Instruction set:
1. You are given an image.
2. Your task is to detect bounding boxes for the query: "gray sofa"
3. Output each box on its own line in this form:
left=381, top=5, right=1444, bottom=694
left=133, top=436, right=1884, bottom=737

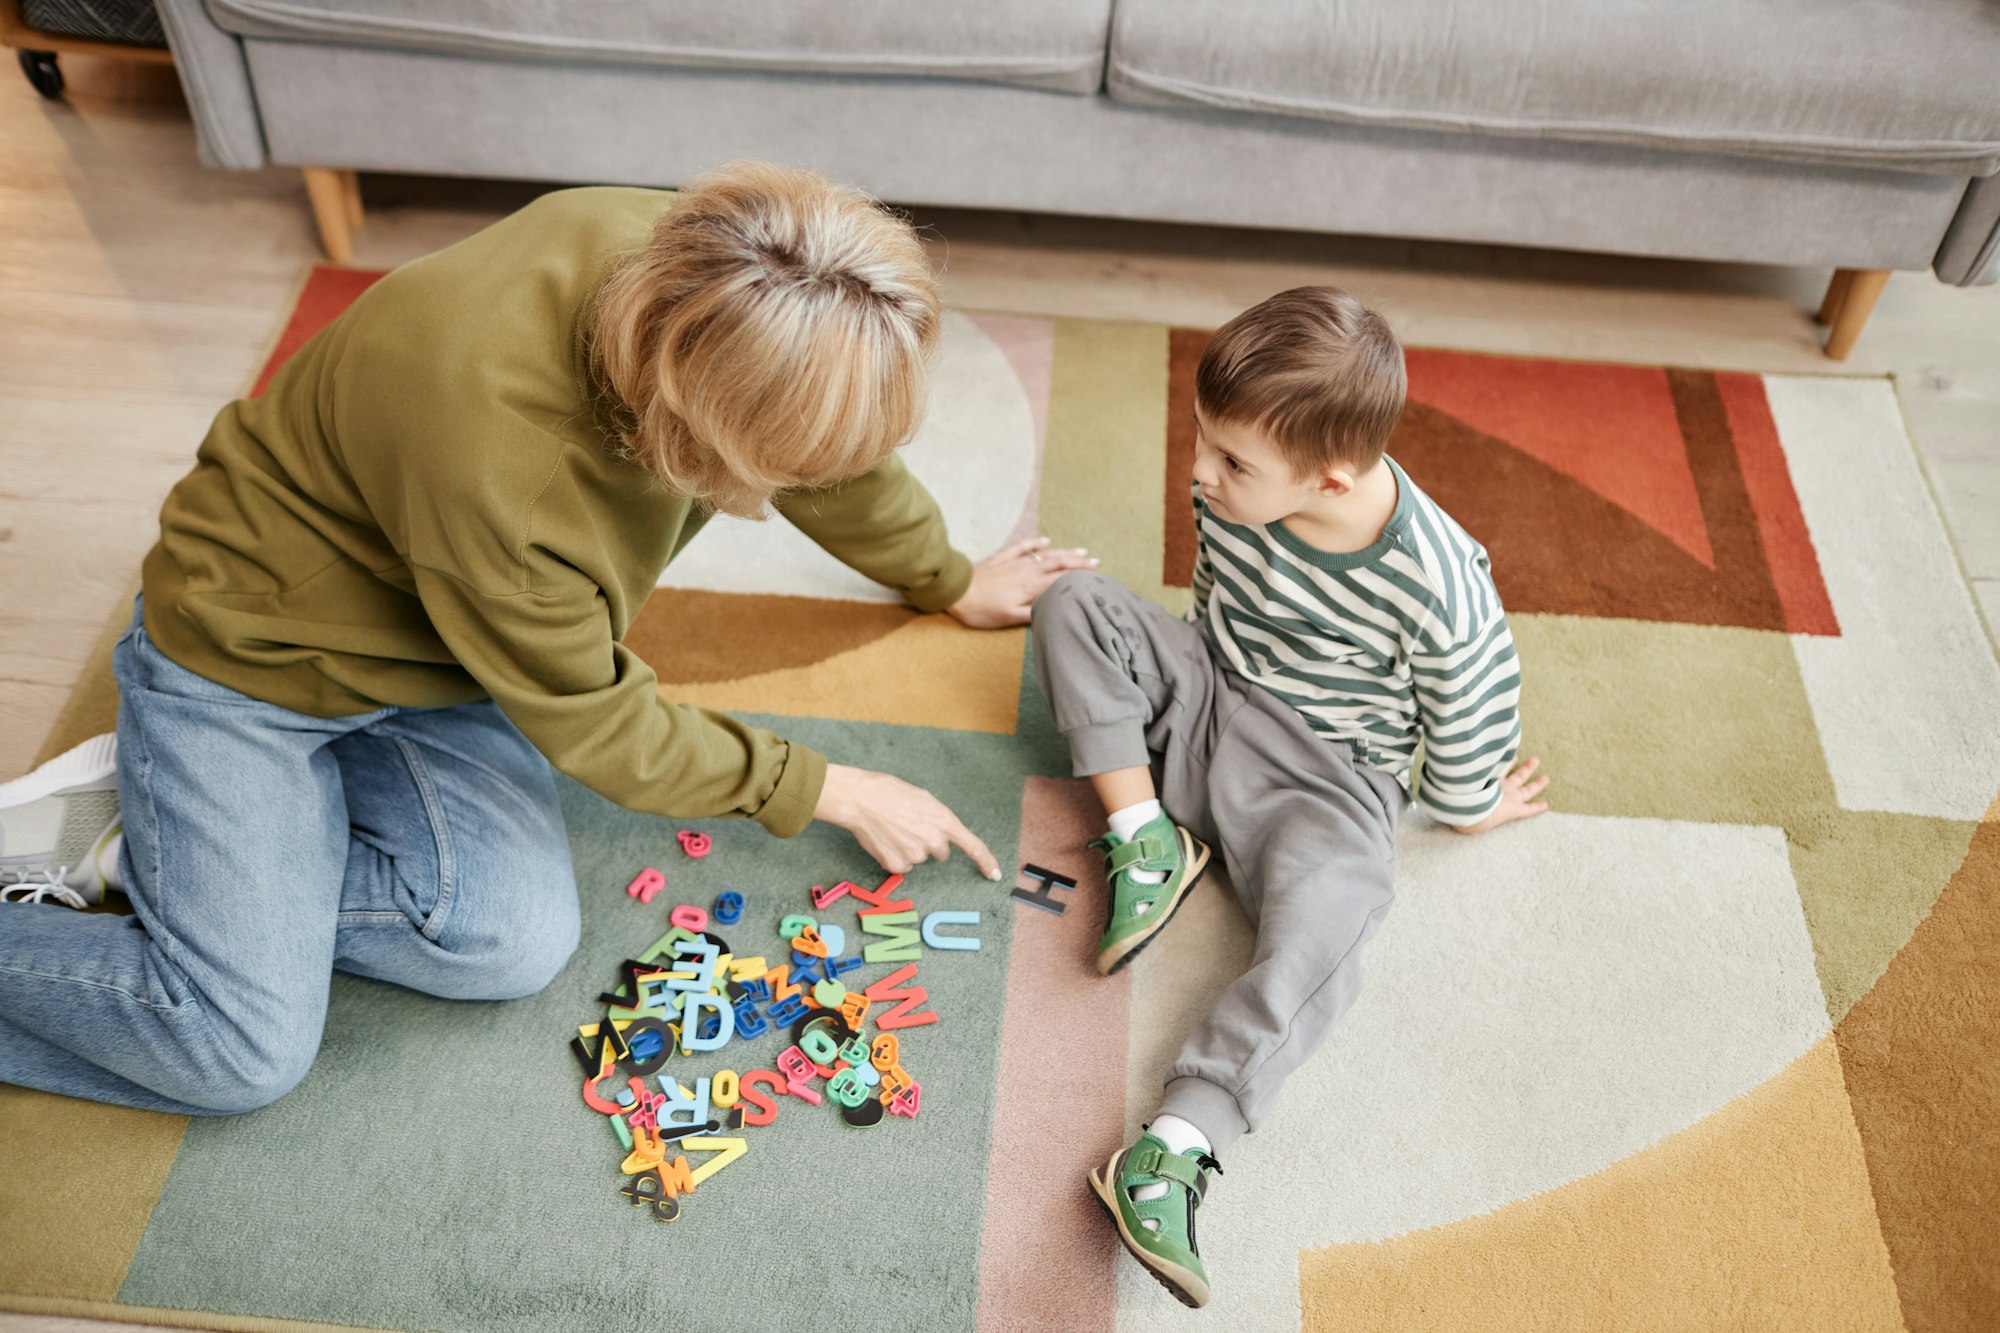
left=156, top=0, right=2000, bottom=358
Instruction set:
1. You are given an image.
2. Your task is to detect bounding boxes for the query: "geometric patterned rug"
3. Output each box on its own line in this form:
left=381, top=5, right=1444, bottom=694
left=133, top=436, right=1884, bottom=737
left=1, top=267, right=1993, bottom=1332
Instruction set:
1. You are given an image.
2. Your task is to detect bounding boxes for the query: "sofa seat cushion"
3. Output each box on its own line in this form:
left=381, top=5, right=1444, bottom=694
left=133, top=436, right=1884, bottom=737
left=1108, top=0, right=2000, bottom=175
left=205, top=0, right=1112, bottom=94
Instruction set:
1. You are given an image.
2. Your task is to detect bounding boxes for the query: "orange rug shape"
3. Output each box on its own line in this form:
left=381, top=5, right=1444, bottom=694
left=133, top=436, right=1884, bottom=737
left=1833, top=794, right=2000, bottom=1333
left=662, top=617, right=1028, bottom=734
left=1298, top=1036, right=1902, bottom=1332
left=626, top=590, right=916, bottom=685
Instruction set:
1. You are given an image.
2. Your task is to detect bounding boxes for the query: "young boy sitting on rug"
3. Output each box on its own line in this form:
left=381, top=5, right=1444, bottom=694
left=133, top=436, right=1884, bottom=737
left=1030, top=286, right=1550, bottom=1308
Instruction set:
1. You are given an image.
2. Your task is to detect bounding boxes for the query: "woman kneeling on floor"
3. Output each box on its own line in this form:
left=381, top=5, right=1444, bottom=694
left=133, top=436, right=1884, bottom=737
left=0, top=162, right=1089, bottom=1115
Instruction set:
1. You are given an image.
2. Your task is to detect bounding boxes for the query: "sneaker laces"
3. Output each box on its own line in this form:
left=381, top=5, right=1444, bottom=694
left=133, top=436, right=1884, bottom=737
left=0, top=868, right=89, bottom=909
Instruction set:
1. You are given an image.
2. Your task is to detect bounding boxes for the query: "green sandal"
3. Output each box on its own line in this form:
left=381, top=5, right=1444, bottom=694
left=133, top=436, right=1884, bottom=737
left=1088, top=1129, right=1223, bottom=1308
left=1088, top=813, right=1210, bottom=975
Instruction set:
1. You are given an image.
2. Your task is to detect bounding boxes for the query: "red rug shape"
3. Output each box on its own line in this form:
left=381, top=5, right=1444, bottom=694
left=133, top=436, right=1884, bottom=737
left=1165, top=335, right=1837, bottom=636
left=250, top=266, right=387, bottom=397
left=1405, top=349, right=1714, bottom=566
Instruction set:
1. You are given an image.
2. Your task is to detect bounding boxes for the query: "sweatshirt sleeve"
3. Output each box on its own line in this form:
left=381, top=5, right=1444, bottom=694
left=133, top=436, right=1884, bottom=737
left=772, top=455, right=974, bottom=613
left=408, top=558, right=826, bottom=837
left=1411, top=605, right=1523, bottom=828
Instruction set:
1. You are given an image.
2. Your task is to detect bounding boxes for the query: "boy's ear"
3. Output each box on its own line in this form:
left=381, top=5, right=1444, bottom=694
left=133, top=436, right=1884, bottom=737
left=1317, top=466, right=1358, bottom=498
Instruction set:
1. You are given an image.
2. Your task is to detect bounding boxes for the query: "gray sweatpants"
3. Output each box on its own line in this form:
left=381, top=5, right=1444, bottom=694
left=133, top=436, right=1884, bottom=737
left=1030, top=571, right=1408, bottom=1155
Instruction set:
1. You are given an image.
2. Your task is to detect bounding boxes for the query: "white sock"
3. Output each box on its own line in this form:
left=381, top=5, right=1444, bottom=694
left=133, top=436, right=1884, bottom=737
left=1132, top=1113, right=1212, bottom=1206
left=1148, top=1113, right=1211, bottom=1157
left=1105, top=799, right=1167, bottom=886
left=1107, top=799, right=1161, bottom=842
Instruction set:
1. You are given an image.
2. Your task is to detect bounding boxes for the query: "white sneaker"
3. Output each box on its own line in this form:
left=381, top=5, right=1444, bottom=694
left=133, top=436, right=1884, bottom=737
left=0, top=733, right=123, bottom=908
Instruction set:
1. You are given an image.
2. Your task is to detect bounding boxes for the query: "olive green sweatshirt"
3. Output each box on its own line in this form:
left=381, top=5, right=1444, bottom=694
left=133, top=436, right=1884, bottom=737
left=142, top=187, right=973, bottom=838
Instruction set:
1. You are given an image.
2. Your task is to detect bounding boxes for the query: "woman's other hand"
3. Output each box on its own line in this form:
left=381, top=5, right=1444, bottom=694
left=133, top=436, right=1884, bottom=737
left=946, top=537, right=1097, bottom=629
left=815, top=763, right=1002, bottom=880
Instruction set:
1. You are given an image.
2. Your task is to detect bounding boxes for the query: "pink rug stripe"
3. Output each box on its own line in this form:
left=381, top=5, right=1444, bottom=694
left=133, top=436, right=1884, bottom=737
left=976, top=777, right=1131, bottom=1332
left=967, top=312, right=1056, bottom=549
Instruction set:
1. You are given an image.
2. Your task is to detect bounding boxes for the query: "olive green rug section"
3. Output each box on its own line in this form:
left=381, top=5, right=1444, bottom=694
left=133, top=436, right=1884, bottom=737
left=109, top=700, right=1072, bottom=1332
left=0, top=1092, right=183, bottom=1304
left=1787, top=808, right=1978, bottom=1024
left=1039, top=318, right=1183, bottom=614
left=1510, top=613, right=1837, bottom=830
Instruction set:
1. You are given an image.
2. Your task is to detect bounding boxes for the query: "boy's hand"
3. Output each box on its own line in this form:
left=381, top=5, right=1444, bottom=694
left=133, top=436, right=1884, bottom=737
left=1451, top=757, right=1551, bottom=835
left=815, top=763, right=1003, bottom=881
left=947, top=537, right=1097, bottom=629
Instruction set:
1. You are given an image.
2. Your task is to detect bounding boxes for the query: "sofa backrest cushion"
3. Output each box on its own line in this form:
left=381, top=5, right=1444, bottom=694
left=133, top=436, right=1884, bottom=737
left=1108, top=0, right=2000, bottom=175
left=205, top=0, right=1114, bottom=96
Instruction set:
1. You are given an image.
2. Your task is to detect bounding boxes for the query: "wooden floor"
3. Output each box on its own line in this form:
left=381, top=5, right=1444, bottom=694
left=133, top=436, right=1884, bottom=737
left=1, top=51, right=1998, bottom=1332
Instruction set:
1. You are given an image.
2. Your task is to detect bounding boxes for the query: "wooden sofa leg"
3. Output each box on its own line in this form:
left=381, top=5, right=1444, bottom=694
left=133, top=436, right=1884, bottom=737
left=302, top=166, right=354, bottom=264
left=1821, top=268, right=1888, bottom=360
left=1815, top=268, right=1856, bottom=324
left=340, top=169, right=365, bottom=234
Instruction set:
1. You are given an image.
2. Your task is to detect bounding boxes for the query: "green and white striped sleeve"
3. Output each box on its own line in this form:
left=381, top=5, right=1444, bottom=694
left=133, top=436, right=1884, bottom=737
left=1411, top=604, right=1522, bottom=827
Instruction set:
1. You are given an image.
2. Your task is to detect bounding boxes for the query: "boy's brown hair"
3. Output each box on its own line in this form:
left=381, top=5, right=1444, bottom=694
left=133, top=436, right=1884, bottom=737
left=1195, top=286, right=1406, bottom=477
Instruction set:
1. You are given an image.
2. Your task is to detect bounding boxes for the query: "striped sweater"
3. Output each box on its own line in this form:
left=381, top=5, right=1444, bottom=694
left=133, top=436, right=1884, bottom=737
left=1189, top=457, right=1522, bottom=826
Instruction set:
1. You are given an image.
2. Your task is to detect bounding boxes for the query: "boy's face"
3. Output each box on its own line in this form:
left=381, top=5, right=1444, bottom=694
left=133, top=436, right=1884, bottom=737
left=1191, top=406, right=1340, bottom=527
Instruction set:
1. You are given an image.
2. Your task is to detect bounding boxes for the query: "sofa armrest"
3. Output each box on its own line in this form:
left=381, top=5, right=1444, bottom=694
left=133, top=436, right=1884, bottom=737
left=1934, top=174, right=2000, bottom=286
left=156, top=0, right=266, bottom=169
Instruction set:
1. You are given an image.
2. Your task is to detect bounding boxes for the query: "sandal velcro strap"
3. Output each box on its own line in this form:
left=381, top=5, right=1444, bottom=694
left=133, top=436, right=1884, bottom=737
left=1132, top=1145, right=1205, bottom=1191
left=1105, top=836, right=1172, bottom=876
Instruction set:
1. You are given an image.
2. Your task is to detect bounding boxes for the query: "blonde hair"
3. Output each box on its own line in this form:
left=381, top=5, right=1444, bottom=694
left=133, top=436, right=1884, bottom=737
left=1195, top=286, right=1406, bottom=477
left=589, top=161, right=942, bottom=518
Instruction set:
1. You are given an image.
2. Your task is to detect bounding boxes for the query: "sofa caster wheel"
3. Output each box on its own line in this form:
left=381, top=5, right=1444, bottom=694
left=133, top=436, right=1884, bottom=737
left=19, top=49, right=64, bottom=99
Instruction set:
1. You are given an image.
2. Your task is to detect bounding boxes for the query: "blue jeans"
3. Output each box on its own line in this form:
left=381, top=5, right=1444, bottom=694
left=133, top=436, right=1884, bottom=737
left=0, top=601, right=580, bottom=1114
